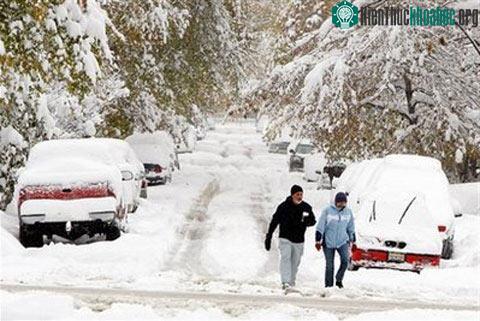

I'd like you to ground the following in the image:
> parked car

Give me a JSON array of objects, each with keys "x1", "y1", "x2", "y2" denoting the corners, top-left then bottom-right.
[
  {"x1": 336, "y1": 154, "x2": 457, "y2": 259},
  {"x1": 350, "y1": 189, "x2": 442, "y2": 272},
  {"x1": 303, "y1": 153, "x2": 327, "y2": 182},
  {"x1": 17, "y1": 141, "x2": 128, "y2": 247},
  {"x1": 288, "y1": 142, "x2": 315, "y2": 172},
  {"x1": 95, "y1": 138, "x2": 146, "y2": 213},
  {"x1": 268, "y1": 140, "x2": 290, "y2": 154},
  {"x1": 126, "y1": 131, "x2": 179, "y2": 186}
]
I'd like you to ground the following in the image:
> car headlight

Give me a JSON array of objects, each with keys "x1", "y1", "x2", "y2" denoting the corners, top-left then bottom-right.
[
  {"x1": 358, "y1": 234, "x2": 381, "y2": 245},
  {"x1": 89, "y1": 211, "x2": 116, "y2": 220},
  {"x1": 21, "y1": 214, "x2": 46, "y2": 224}
]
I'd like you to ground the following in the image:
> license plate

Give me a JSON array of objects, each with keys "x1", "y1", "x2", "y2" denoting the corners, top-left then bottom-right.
[{"x1": 388, "y1": 252, "x2": 405, "y2": 262}]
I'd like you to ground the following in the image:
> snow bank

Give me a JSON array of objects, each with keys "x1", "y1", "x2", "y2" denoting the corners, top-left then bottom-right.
[
  {"x1": 0, "y1": 226, "x2": 23, "y2": 256},
  {"x1": 450, "y1": 183, "x2": 480, "y2": 215}
]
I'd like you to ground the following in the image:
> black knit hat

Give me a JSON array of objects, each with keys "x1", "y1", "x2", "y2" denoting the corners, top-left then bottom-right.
[
  {"x1": 335, "y1": 192, "x2": 347, "y2": 203},
  {"x1": 290, "y1": 185, "x2": 303, "y2": 195}
]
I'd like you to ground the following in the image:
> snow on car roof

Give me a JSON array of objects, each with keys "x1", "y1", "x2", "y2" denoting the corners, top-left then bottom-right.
[
  {"x1": 28, "y1": 138, "x2": 143, "y2": 173},
  {"x1": 18, "y1": 157, "x2": 122, "y2": 195},
  {"x1": 384, "y1": 154, "x2": 442, "y2": 171},
  {"x1": 125, "y1": 131, "x2": 175, "y2": 166}
]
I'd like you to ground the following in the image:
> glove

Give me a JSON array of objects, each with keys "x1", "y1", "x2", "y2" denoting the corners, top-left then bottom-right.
[
  {"x1": 265, "y1": 234, "x2": 272, "y2": 251},
  {"x1": 315, "y1": 242, "x2": 322, "y2": 251}
]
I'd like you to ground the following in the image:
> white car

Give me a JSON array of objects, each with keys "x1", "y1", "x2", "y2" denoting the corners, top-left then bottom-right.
[
  {"x1": 288, "y1": 141, "x2": 315, "y2": 172},
  {"x1": 351, "y1": 189, "x2": 442, "y2": 272},
  {"x1": 95, "y1": 138, "x2": 146, "y2": 213},
  {"x1": 303, "y1": 153, "x2": 327, "y2": 182},
  {"x1": 17, "y1": 140, "x2": 127, "y2": 247},
  {"x1": 336, "y1": 155, "x2": 457, "y2": 259},
  {"x1": 125, "y1": 131, "x2": 179, "y2": 185}
]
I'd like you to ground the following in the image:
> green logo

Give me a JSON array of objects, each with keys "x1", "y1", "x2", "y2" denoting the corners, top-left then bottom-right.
[{"x1": 332, "y1": 1, "x2": 359, "y2": 29}]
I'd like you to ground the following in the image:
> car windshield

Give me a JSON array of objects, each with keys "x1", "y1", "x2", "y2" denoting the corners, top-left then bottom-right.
[
  {"x1": 296, "y1": 144, "x2": 314, "y2": 154},
  {"x1": 362, "y1": 196, "x2": 433, "y2": 228}
]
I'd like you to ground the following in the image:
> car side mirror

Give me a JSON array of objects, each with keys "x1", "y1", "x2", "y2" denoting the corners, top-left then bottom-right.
[{"x1": 121, "y1": 170, "x2": 134, "y2": 181}]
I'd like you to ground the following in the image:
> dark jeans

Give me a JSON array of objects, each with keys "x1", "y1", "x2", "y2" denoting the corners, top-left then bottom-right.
[{"x1": 322, "y1": 243, "x2": 350, "y2": 287}]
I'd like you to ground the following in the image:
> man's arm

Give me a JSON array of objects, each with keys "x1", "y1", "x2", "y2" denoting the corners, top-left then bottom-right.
[{"x1": 266, "y1": 205, "x2": 281, "y2": 237}]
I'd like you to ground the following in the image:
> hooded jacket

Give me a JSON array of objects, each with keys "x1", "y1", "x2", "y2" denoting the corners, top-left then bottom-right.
[
  {"x1": 267, "y1": 196, "x2": 316, "y2": 243},
  {"x1": 316, "y1": 205, "x2": 356, "y2": 249}
]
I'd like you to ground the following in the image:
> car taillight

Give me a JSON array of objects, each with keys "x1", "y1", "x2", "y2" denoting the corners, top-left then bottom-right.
[
  {"x1": 437, "y1": 225, "x2": 447, "y2": 232},
  {"x1": 153, "y1": 165, "x2": 162, "y2": 173}
]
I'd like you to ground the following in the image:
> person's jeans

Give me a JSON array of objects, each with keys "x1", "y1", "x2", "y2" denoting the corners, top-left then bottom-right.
[
  {"x1": 279, "y1": 238, "x2": 304, "y2": 286},
  {"x1": 322, "y1": 243, "x2": 350, "y2": 287}
]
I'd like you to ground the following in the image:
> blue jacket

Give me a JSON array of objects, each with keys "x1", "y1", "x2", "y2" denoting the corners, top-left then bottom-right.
[{"x1": 315, "y1": 205, "x2": 355, "y2": 249}]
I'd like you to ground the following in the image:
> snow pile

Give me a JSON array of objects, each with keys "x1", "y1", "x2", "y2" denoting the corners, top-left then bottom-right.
[
  {"x1": 0, "y1": 226, "x2": 23, "y2": 257},
  {"x1": 125, "y1": 131, "x2": 175, "y2": 167},
  {"x1": 450, "y1": 183, "x2": 480, "y2": 215}
]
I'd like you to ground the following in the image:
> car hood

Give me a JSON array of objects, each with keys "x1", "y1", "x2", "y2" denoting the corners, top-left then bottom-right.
[{"x1": 357, "y1": 223, "x2": 442, "y2": 255}]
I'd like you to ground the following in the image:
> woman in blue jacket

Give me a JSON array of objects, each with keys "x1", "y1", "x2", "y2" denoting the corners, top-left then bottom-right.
[{"x1": 315, "y1": 192, "x2": 356, "y2": 288}]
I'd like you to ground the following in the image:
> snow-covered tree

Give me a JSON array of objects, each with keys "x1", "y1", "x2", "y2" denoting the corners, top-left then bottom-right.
[
  {"x1": 245, "y1": 0, "x2": 480, "y2": 182},
  {"x1": 0, "y1": 0, "x2": 117, "y2": 209}
]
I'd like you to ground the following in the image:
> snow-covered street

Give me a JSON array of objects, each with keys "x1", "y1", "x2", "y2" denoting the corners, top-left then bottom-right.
[{"x1": 1, "y1": 121, "x2": 479, "y2": 320}]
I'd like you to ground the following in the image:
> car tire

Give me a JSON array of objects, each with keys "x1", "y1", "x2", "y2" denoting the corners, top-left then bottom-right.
[
  {"x1": 348, "y1": 260, "x2": 360, "y2": 271},
  {"x1": 105, "y1": 224, "x2": 121, "y2": 241},
  {"x1": 441, "y1": 238, "x2": 454, "y2": 259},
  {"x1": 19, "y1": 224, "x2": 44, "y2": 248}
]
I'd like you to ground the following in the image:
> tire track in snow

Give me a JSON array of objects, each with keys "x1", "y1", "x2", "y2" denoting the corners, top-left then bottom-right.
[
  {"x1": 162, "y1": 178, "x2": 220, "y2": 275},
  {"x1": 250, "y1": 177, "x2": 279, "y2": 278}
]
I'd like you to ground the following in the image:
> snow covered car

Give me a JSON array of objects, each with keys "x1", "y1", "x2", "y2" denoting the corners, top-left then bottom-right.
[
  {"x1": 288, "y1": 142, "x2": 315, "y2": 172},
  {"x1": 336, "y1": 155, "x2": 457, "y2": 259},
  {"x1": 95, "y1": 138, "x2": 146, "y2": 212},
  {"x1": 17, "y1": 146, "x2": 125, "y2": 247},
  {"x1": 18, "y1": 138, "x2": 145, "y2": 226},
  {"x1": 303, "y1": 153, "x2": 327, "y2": 182},
  {"x1": 350, "y1": 189, "x2": 442, "y2": 272},
  {"x1": 125, "y1": 131, "x2": 179, "y2": 185},
  {"x1": 268, "y1": 141, "x2": 290, "y2": 154}
]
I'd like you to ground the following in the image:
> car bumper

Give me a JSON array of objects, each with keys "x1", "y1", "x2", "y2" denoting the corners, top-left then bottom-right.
[
  {"x1": 351, "y1": 246, "x2": 440, "y2": 272},
  {"x1": 146, "y1": 176, "x2": 168, "y2": 185},
  {"x1": 20, "y1": 197, "x2": 117, "y2": 224},
  {"x1": 22, "y1": 220, "x2": 115, "y2": 240}
]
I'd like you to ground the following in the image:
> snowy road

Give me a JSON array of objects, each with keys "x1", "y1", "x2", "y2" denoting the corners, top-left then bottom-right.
[
  {"x1": 1, "y1": 121, "x2": 480, "y2": 319},
  {"x1": 1, "y1": 283, "x2": 478, "y2": 316}
]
